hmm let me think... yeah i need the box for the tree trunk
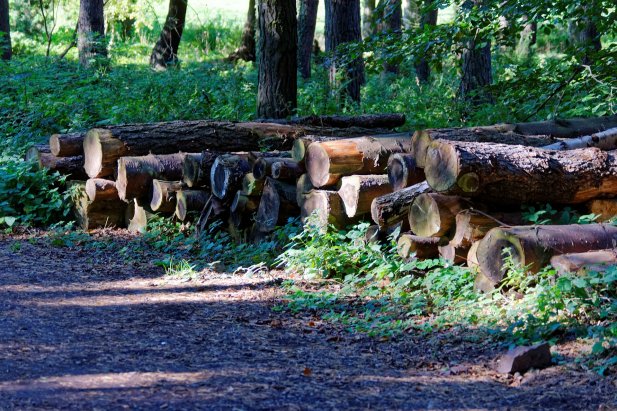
[298,0,319,79]
[50,132,85,157]
[542,127,617,151]
[397,233,443,260]
[458,1,492,105]
[0,0,11,61]
[175,190,210,221]
[568,6,602,64]
[182,151,220,188]
[325,0,364,103]
[306,134,412,188]
[381,0,402,74]
[387,153,425,191]
[150,0,188,69]
[150,180,186,213]
[257,0,297,118]
[70,181,127,230]
[300,189,352,230]
[339,174,391,217]
[116,153,188,202]
[515,18,537,59]
[411,127,558,168]
[370,180,430,227]
[78,0,107,67]
[475,224,617,291]
[227,0,256,62]
[425,141,617,205]
[26,145,88,180]
[414,0,438,83]
[83,121,378,178]
[255,177,298,232]
[409,193,469,237]
[362,0,376,38]
[550,249,617,276]
[210,154,251,200]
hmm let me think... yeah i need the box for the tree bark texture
[325,0,365,103]
[458,1,492,104]
[257,0,297,118]
[542,127,617,151]
[78,0,107,67]
[370,180,430,227]
[85,178,119,202]
[298,0,319,79]
[50,132,85,157]
[362,0,376,38]
[414,0,438,83]
[0,0,11,61]
[271,159,305,181]
[228,0,256,62]
[26,145,88,180]
[425,141,617,205]
[150,0,188,69]
[475,224,617,291]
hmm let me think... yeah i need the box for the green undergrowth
[275,217,617,375]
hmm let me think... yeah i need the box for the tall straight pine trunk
[257,0,297,119]
[0,0,10,60]
[298,0,319,79]
[228,0,256,62]
[78,0,107,67]
[325,0,364,103]
[150,0,188,69]
[381,0,402,74]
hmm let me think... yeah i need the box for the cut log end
[306,143,332,188]
[85,179,118,202]
[182,155,200,187]
[83,129,105,178]
[424,142,460,193]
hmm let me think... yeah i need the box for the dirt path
[0,235,615,410]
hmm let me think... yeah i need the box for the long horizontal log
[283,113,406,129]
[425,141,617,204]
[550,249,617,276]
[370,181,431,227]
[26,145,88,180]
[85,178,119,202]
[475,224,617,291]
[292,136,350,162]
[210,154,251,200]
[182,151,220,188]
[83,121,383,178]
[450,211,523,248]
[306,134,412,188]
[411,127,558,167]
[542,127,617,151]
[387,153,425,191]
[116,153,189,202]
[339,174,392,218]
[409,193,470,237]
[271,160,305,181]
[487,114,617,139]
[49,132,84,157]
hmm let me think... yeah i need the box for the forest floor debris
[0,233,615,410]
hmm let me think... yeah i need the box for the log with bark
[338,174,392,218]
[230,191,260,229]
[438,243,470,264]
[182,151,220,188]
[271,159,305,181]
[550,249,617,276]
[150,180,186,213]
[370,181,431,227]
[49,132,85,157]
[253,157,298,180]
[241,173,265,196]
[424,141,617,204]
[283,113,406,129]
[210,154,251,200]
[450,210,522,248]
[70,181,127,230]
[410,127,558,168]
[397,233,443,260]
[487,114,617,139]
[175,190,210,221]
[475,224,617,291]
[116,153,189,202]
[26,144,88,180]
[300,189,352,230]
[408,193,470,237]
[83,121,385,178]
[292,135,350,162]
[306,134,412,188]
[467,241,480,270]
[542,127,617,151]
[255,178,299,232]
[587,199,617,221]
[387,153,425,191]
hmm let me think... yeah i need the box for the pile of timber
[25,114,617,290]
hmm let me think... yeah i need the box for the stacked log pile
[25,114,617,291]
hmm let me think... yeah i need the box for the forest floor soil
[0,232,615,410]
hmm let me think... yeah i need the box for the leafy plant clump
[277,220,617,374]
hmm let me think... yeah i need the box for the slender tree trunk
[568,6,602,64]
[325,0,364,103]
[458,0,492,105]
[150,0,188,69]
[257,0,297,119]
[362,0,376,38]
[0,0,11,60]
[78,0,107,67]
[414,0,437,83]
[298,0,318,79]
[381,0,402,74]
[228,0,256,62]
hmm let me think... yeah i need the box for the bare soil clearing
[0,234,615,410]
